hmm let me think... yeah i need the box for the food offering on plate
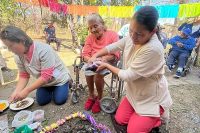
[15,100,29,108]
[0,100,9,112]
[0,103,7,111]
[9,97,34,111]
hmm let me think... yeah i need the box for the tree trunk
[67,0,80,50]
[68,15,79,50]
[39,2,43,18]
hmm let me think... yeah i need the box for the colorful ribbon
[14,1,200,18]
[135,4,179,18]
[178,3,200,18]
[39,112,111,133]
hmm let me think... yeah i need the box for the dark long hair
[133,6,159,32]
[0,26,33,50]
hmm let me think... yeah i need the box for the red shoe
[84,97,95,110]
[92,99,101,113]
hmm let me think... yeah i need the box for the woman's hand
[96,61,108,72]
[176,42,183,47]
[9,90,19,103]
[9,89,29,103]
[18,89,29,100]
[88,56,97,64]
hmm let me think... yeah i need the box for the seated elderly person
[44,21,61,51]
[82,13,120,113]
[178,19,200,40]
[178,19,200,78]
[166,28,196,78]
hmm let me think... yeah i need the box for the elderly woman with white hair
[82,13,120,113]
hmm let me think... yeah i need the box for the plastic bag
[12,110,33,128]
[14,125,33,133]
[85,62,99,72]
[32,110,44,122]
[28,122,41,130]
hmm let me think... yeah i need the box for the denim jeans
[167,50,189,69]
[36,82,69,106]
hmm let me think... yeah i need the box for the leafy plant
[0,0,18,30]
[76,23,89,45]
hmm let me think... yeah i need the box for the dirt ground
[0,35,200,133]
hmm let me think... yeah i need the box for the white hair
[86,13,105,25]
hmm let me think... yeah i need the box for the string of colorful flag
[15,0,200,18]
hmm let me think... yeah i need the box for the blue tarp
[135,4,179,18]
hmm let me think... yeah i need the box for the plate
[0,100,9,112]
[9,97,34,111]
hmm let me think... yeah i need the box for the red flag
[38,0,58,7]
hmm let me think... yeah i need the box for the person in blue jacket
[178,19,200,40]
[166,28,196,78]
[178,19,200,78]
